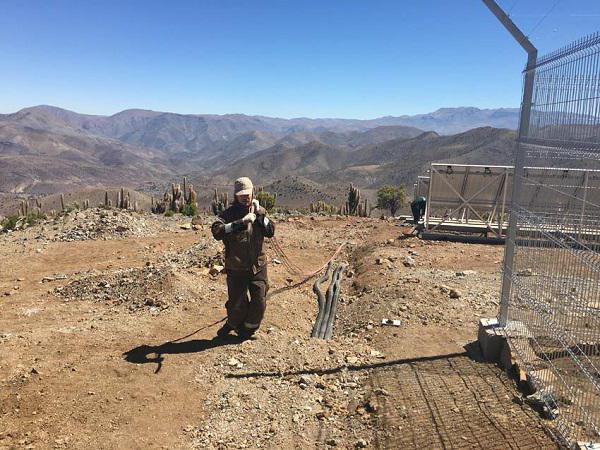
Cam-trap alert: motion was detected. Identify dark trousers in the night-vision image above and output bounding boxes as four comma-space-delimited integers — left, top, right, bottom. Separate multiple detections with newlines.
225, 266, 269, 330
411, 204, 422, 224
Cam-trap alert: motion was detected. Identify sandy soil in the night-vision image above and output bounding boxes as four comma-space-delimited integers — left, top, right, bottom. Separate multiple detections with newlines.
0, 211, 557, 449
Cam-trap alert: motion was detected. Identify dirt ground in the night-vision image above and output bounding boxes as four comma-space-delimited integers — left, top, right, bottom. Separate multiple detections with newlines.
0, 210, 558, 449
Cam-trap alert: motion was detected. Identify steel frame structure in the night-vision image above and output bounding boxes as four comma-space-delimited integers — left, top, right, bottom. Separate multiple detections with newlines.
424, 163, 512, 237
422, 165, 600, 239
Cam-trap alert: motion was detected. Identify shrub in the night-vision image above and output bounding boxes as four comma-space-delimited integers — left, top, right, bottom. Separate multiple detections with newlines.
255, 190, 277, 212
181, 203, 198, 217
164, 209, 175, 217
1, 215, 19, 232
376, 185, 407, 216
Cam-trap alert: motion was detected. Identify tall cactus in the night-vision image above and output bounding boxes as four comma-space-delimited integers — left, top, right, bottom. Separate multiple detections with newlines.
347, 183, 361, 215
211, 188, 229, 215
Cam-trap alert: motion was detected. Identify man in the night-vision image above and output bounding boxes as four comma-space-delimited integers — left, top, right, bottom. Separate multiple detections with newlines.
410, 196, 427, 227
211, 177, 275, 339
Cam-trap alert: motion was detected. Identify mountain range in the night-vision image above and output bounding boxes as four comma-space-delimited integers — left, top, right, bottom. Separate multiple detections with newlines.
0, 105, 519, 206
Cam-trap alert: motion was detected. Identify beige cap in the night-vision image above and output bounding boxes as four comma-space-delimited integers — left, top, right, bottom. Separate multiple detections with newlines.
234, 177, 253, 196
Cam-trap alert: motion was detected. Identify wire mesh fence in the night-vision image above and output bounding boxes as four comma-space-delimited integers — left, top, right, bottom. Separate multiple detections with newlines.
500, 31, 600, 446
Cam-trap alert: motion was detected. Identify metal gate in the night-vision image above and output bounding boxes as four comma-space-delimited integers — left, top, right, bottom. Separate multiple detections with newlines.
499, 32, 600, 446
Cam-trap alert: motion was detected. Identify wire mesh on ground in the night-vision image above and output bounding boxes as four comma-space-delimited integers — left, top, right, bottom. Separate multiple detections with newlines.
355, 355, 556, 449
501, 31, 600, 445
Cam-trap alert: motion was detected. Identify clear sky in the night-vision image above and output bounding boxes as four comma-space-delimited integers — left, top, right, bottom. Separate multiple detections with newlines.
0, 0, 598, 119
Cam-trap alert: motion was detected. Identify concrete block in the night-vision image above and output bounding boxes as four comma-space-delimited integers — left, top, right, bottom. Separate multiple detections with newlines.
478, 317, 505, 362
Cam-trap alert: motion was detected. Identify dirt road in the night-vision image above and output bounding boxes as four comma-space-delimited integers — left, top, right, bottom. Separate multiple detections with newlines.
0, 211, 556, 449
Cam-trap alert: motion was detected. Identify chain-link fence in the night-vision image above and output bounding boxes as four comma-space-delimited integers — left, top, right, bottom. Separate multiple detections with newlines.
500, 32, 600, 446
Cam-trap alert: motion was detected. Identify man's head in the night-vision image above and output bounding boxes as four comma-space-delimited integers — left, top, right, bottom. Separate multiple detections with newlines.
234, 177, 253, 207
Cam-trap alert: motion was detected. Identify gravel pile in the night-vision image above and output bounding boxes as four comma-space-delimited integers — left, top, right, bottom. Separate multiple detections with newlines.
52, 208, 154, 241
159, 239, 223, 269
54, 265, 187, 311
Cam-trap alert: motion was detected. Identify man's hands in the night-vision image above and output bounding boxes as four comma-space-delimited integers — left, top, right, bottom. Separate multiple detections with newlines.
242, 212, 256, 224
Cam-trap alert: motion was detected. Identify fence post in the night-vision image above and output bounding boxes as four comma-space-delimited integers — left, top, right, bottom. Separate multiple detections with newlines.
498, 51, 537, 326
482, 0, 537, 327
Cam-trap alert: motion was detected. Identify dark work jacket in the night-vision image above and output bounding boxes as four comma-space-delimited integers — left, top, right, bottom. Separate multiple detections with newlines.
211, 202, 275, 273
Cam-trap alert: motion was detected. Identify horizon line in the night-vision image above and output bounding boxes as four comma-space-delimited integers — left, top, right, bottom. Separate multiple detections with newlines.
2, 104, 520, 121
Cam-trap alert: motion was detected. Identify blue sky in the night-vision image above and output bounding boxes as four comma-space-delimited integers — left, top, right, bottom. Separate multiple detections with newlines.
0, 0, 598, 118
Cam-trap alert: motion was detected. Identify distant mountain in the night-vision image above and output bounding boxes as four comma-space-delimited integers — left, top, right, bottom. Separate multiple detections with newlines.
380, 107, 519, 135
214, 127, 517, 190
0, 104, 519, 197
1, 105, 517, 150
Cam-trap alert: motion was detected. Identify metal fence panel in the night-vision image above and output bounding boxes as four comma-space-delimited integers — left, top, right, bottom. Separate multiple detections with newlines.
500, 32, 600, 445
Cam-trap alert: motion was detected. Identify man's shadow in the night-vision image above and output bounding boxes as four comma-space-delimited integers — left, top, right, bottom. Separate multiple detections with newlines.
123, 335, 243, 374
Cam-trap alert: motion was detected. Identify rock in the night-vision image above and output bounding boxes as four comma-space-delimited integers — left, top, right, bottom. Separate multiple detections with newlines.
403, 256, 416, 267
272, 258, 282, 265
299, 374, 312, 386
326, 438, 338, 447
369, 350, 385, 359
365, 399, 379, 413
449, 289, 461, 299
456, 270, 477, 277
355, 439, 368, 448
180, 223, 192, 230
227, 357, 243, 368
375, 258, 383, 265
42, 274, 69, 283
346, 356, 359, 364
374, 388, 389, 396
518, 268, 535, 276
209, 265, 225, 276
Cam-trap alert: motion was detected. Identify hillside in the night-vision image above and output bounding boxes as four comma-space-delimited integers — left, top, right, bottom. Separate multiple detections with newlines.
215, 127, 517, 190
0, 121, 174, 193
0, 105, 519, 209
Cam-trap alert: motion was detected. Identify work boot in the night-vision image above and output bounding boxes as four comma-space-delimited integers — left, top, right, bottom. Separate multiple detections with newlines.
216, 322, 234, 338
236, 325, 258, 340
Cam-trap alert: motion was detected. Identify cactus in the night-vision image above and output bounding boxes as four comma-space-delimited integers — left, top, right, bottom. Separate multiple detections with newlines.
60, 194, 65, 212
188, 184, 198, 205
309, 200, 336, 215
104, 191, 109, 207
211, 188, 229, 216
347, 183, 361, 215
